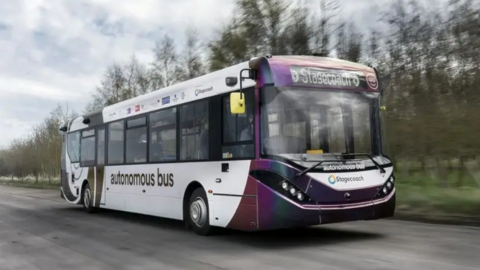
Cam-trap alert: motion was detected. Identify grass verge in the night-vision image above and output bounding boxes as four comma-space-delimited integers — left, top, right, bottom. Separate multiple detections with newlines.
393, 176, 480, 226
0, 179, 60, 190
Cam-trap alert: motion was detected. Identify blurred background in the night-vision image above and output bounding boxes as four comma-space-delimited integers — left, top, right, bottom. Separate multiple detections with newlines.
0, 0, 479, 223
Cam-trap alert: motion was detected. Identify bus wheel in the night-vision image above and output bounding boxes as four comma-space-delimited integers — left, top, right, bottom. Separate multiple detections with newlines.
188, 188, 213, 235
82, 182, 94, 213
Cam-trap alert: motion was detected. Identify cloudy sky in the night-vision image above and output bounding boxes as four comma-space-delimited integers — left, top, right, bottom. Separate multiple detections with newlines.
0, 0, 444, 148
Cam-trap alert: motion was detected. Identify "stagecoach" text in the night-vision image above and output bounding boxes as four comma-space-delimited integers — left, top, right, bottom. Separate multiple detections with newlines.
290, 66, 362, 88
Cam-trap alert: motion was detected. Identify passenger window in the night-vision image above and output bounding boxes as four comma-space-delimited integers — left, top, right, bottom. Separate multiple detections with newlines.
149, 108, 177, 162
67, 131, 80, 163
221, 88, 254, 159
97, 128, 105, 165
81, 129, 95, 165
180, 100, 209, 160
107, 120, 124, 164
126, 116, 147, 163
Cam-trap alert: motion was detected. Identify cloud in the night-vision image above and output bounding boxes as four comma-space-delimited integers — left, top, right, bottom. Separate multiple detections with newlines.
0, 0, 239, 148
0, 0, 449, 148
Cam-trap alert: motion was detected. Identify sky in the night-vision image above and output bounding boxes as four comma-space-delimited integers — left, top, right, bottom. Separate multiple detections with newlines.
0, 0, 445, 148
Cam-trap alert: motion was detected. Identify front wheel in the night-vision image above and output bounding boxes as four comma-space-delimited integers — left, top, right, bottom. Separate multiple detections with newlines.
82, 182, 95, 213
188, 188, 215, 235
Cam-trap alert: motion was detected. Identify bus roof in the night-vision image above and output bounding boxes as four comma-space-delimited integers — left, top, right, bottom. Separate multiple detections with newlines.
70, 55, 377, 131
100, 59, 257, 124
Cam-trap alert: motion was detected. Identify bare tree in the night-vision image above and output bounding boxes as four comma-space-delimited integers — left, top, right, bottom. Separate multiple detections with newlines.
150, 34, 183, 89
312, 0, 341, 56
179, 25, 206, 81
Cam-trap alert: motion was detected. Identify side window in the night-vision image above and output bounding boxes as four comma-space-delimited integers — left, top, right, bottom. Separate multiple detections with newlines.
108, 120, 124, 164
97, 128, 105, 165
180, 100, 209, 160
67, 131, 80, 163
149, 108, 177, 162
221, 88, 254, 159
81, 129, 95, 166
126, 116, 147, 163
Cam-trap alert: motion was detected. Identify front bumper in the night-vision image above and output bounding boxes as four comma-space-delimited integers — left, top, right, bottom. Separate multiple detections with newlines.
319, 190, 396, 224
255, 183, 396, 231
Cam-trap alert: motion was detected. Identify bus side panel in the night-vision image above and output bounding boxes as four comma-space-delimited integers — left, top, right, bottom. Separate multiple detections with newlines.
224, 175, 258, 231
65, 164, 89, 204
208, 161, 252, 228
99, 161, 250, 223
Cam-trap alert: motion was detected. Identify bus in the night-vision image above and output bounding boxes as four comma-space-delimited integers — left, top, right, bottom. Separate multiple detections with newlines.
59, 55, 395, 235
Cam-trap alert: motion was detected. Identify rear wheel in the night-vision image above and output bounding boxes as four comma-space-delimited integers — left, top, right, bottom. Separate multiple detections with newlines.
188, 188, 214, 235
82, 182, 95, 213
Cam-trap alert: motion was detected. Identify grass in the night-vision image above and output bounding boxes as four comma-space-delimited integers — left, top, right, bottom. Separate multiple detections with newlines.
0, 178, 60, 190
392, 169, 480, 225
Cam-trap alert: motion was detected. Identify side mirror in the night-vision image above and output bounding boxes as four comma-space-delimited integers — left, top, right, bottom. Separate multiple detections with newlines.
226, 77, 238, 87
230, 92, 245, 114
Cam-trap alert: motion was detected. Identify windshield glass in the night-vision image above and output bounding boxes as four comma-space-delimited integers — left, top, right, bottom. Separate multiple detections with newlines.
260, 87, 376, 162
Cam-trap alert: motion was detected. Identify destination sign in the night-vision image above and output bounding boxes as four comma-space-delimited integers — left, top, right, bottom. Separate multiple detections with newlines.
289, 66, 370, 90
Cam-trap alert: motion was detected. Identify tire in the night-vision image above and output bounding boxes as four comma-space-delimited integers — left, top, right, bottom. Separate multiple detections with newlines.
82, 182, 95, 213
188, 188, 215, 235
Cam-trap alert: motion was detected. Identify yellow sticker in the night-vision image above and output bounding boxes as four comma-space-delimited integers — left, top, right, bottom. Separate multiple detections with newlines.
307, 149, 324, 154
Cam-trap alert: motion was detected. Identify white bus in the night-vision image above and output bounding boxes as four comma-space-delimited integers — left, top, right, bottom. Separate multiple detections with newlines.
60, 55, 395, 235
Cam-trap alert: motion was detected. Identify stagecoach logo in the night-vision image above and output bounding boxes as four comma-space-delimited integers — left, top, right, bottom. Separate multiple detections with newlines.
366, 74, 378, 90
135, 105, 140, 112
195, 86, 213, 96
127, 108, 132, 114
290, 66, 366, 89
328, 175, 336, 184
328, 175, 365, 185
181, 92, 185, 100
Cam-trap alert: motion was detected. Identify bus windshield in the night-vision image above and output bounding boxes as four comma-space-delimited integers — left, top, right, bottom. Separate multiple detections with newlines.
260, 87, 378, 162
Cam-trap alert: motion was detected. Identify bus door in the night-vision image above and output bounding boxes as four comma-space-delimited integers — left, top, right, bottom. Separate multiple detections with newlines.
96, 127, 107, 206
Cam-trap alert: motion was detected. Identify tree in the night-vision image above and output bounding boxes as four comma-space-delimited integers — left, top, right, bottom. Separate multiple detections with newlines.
208, 18, 249, 71
150, 34, 183, 89
285, 3, 312, 55
311, 0, 341, 56
178, 25, 206, 80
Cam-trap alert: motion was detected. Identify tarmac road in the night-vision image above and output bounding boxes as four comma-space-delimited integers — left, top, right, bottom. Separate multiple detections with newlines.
0, 185, 479, 270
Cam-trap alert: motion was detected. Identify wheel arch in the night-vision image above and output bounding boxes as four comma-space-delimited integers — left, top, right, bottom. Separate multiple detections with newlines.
183, 181, 205, 225
78, 179, 90, 205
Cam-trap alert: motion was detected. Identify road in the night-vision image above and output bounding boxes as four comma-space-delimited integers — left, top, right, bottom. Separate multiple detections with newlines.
0, 186, 479, 270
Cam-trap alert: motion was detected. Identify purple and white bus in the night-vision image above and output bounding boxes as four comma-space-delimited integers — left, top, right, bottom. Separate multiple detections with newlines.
60, 55, 395, 235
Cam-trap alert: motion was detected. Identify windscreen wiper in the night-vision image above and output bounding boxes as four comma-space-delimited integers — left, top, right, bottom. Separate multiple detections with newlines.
295, 159, 345, 179
295, 153, 385, 179
340, 152, 386, 174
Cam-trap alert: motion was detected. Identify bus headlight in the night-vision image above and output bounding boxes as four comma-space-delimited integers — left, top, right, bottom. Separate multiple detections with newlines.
297, 192, 304, 201
281, 182, 289, 190
386, 182, 392, 189
290, 187, 296, 195
383, 187, 388, 194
